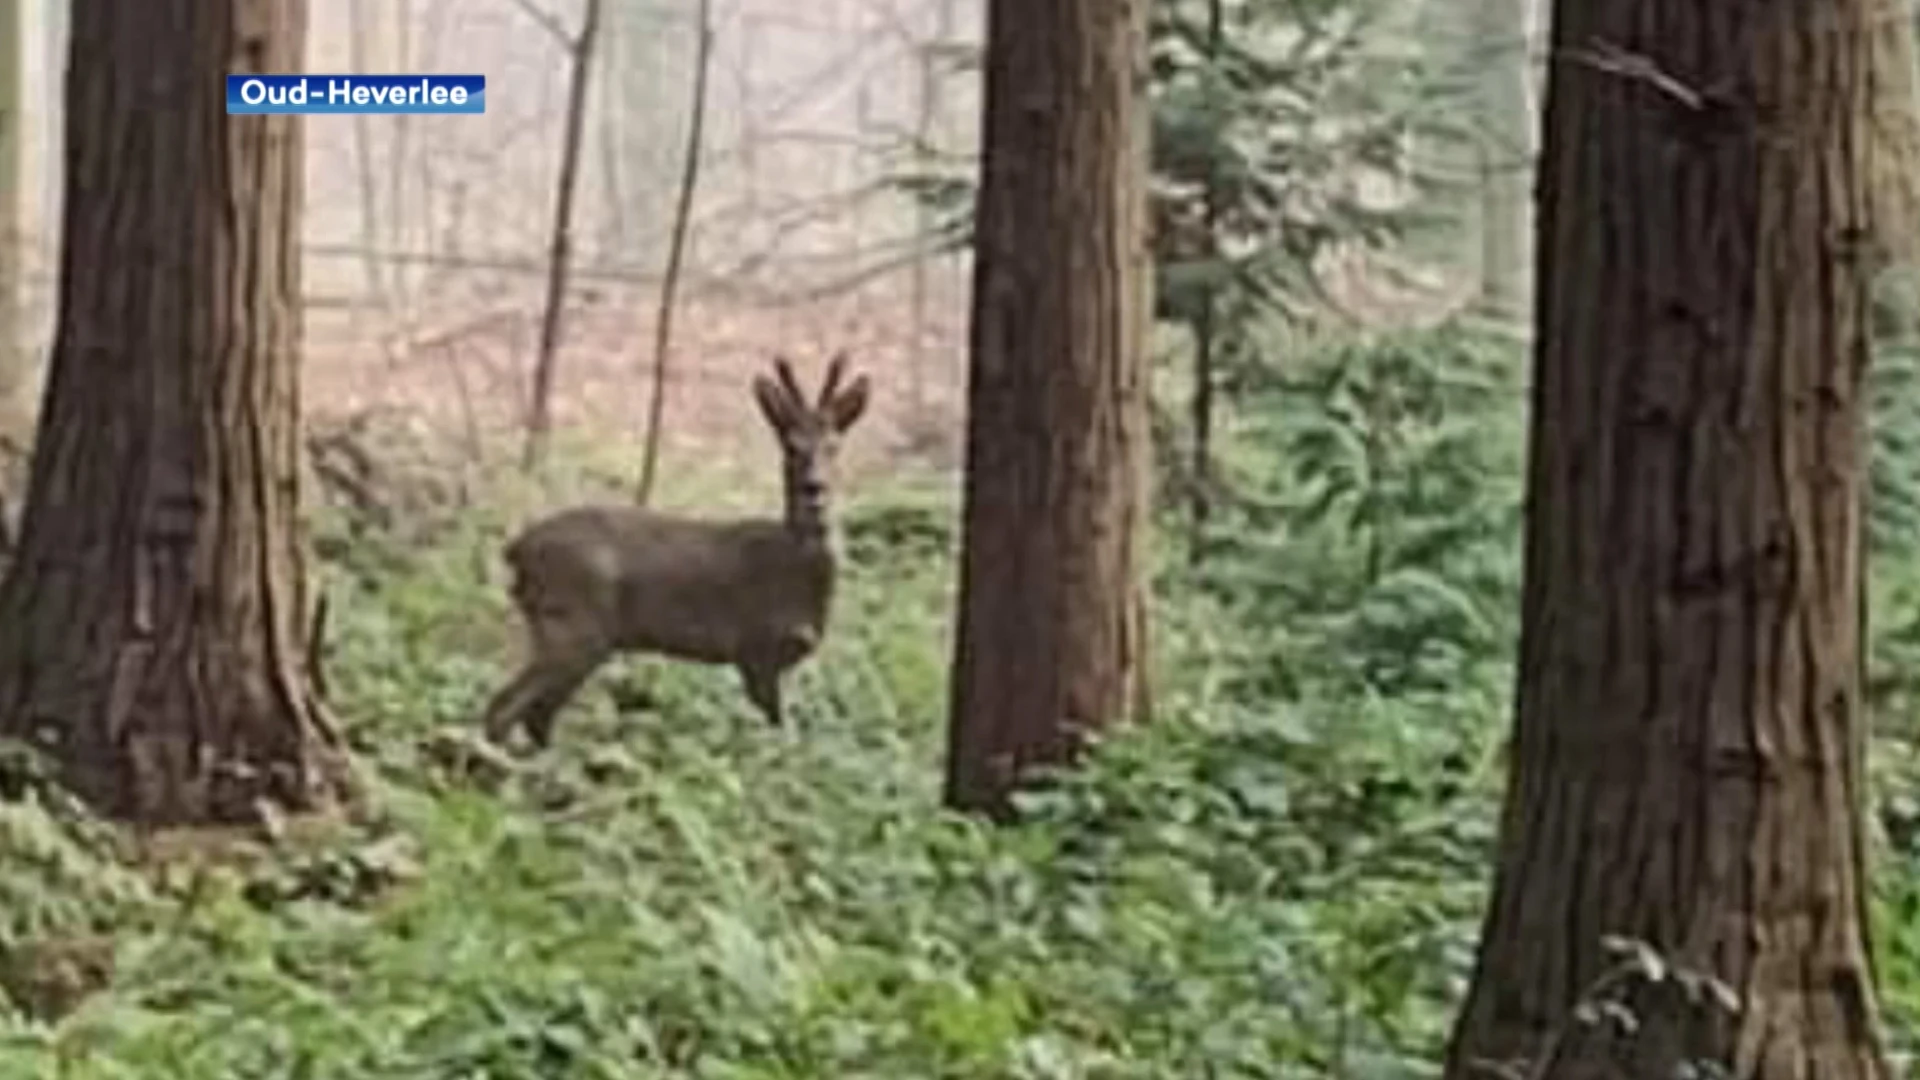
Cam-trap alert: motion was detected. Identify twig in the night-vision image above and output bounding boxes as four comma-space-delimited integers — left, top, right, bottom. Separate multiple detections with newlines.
420, 328, 490, 466
634, 0, 715, 505
305, 242, 662, 284
500, 0, 571, 47
753, 237, 963, 307
391, 307, 527, 359
1559, 39, 1707, 110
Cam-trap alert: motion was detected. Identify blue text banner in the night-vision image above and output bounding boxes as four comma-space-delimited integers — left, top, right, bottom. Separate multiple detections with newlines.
226, 75, 485, 115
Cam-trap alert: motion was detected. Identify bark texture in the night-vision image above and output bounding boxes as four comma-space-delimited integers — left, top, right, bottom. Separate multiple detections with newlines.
944, 0, 1152, 818
0, 0, 351, 826
1443, 2, 1892, 1078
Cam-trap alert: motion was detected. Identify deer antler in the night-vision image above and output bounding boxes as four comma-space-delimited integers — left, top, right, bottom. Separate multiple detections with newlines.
772, 355, 808, 408
818, 351, 850, 407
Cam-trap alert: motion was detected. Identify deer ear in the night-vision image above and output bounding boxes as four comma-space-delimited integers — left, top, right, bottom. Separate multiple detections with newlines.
826, 374, 871, 431
753, 375, 791, 431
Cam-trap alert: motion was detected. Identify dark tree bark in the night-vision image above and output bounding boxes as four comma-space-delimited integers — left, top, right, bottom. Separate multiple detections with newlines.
0, 0, 353, 826
944, 0, 1152, 819
1186, 0, 1223, 568
1444, 1, 1893, 1078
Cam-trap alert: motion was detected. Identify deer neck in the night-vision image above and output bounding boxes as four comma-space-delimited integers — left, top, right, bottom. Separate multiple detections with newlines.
782, 493, 837, 560
778, 500, 839, 619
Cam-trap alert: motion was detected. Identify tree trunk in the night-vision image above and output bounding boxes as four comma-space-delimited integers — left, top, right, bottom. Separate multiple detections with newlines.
521, 0, 603, 475
734, 14, 758, 219
1471, 0, 1532, 321
345, 0, 386, 302
1443, 0, 1893, 1077
0, 0, 353, 827
1868, 0, 1920, 282
944, 0, 1152, 819
1187, 0, 1225, 568
595, 7, 627, 261
906, 11, 940, 423
385, 0, 414, 310
1867, 0, 1920, 344
615, 0, 682, 263
38, 0, 65, 254
633, 0, 711, 507
0, 0, 27, 436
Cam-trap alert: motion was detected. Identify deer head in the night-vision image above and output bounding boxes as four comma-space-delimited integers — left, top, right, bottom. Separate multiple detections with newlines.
752, 352, 871, 537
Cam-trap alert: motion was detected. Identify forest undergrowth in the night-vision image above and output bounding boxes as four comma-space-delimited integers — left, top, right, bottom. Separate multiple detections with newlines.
0, 321, 1917, 1078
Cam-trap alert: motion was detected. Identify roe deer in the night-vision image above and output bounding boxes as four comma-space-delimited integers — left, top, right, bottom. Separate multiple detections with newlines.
479, 353, 872, 750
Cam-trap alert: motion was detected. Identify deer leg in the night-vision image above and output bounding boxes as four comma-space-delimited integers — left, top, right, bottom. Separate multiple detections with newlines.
738, 661, 785, 730
519, 656, 604, 749
480, 664, 548, 746
485, 609, 609, 751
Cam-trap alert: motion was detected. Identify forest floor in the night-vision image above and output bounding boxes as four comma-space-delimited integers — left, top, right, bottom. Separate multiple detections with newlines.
6, 271, 1915, 1079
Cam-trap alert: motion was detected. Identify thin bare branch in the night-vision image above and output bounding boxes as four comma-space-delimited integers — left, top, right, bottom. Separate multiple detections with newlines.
635, 0, 716, 505
345, 0, 386, 301
521, 0, 604, 473
501, 0, 572, 47
1559, 39, 1707, 110
305, 243, 662, 284
756, 238, 957, 308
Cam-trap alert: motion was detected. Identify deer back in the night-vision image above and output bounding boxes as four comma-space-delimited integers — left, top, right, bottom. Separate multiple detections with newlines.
506, 504, 837, 665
